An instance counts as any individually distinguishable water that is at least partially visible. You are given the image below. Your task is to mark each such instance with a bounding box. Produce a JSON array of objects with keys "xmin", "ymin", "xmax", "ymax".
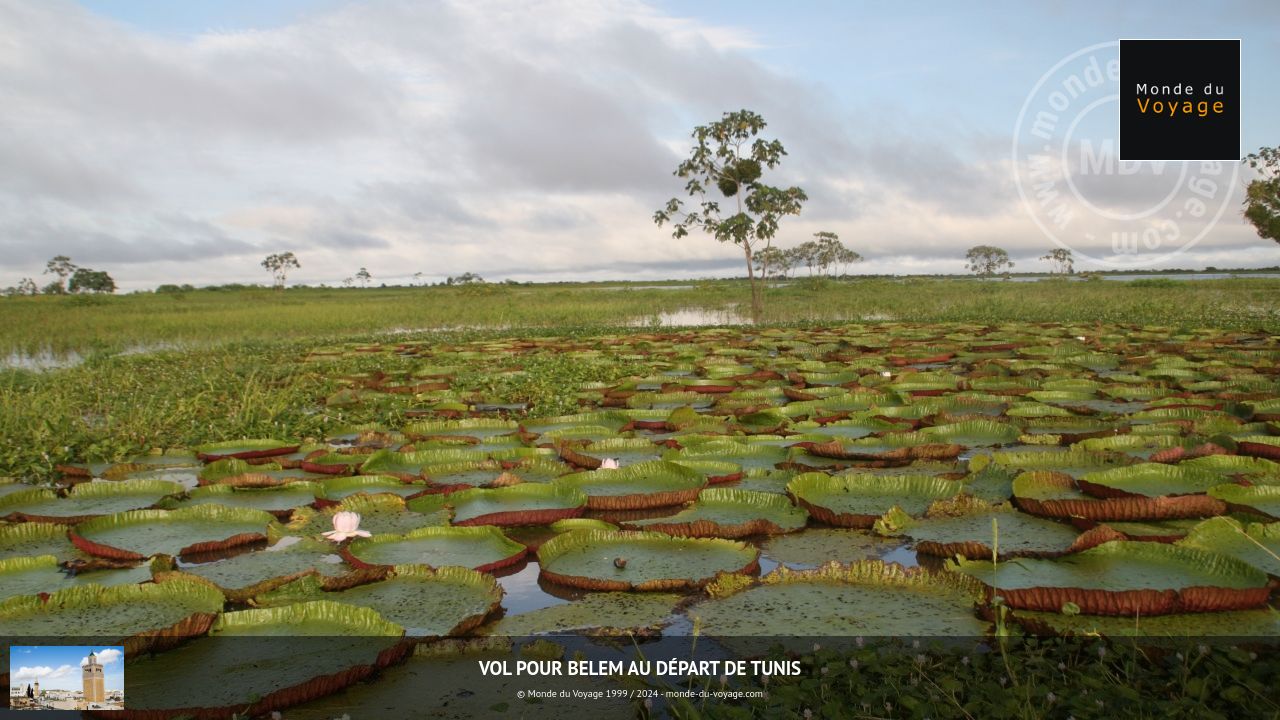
[
  {"xmin": 628, "ymin": 308, "xmax": 750, "ymax": 327},
  {"xmin": 1001, "ymin": 272, "xmax": 1280, "ymax": 282},
  {"xmin": 2, "ymin": 342, "xmax": 186, "ymax": 372}
]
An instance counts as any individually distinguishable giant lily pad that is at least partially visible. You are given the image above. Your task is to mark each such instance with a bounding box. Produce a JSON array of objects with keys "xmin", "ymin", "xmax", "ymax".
[
  {"xmin": 688, "ymin": 561, "xmax": 987, "ymax": 637},
  {"xmin": 343, "ymin": 526, "xmax": 526, "ymax": 573},
  {"xmin": 162, "ymin": 536, "xmax": 350, "ymax": 601},
  {"xmin": 195, "ymin": 439, "xmax": 301, "ymax": 461},
  {"xmin": 291, "ymin": 494, "xmax": 450, "ymax": 537},
  {"xmin": 170, "ymin": 481, "xmax": 324, "ymax": 517},
  {"xmin": 123, "ymin": 601, "xmax": 405, "ymax": 717},
  {"xmin": 949, "ymin": 540, "xmax": 1272, "ymax": 615},
  {"xmin": 408, "ymin": 483, "xmax": 587, "ymax": 526},
  {"xmin": 0, "ymin": 554, "xmax": 152, "ymax": 602},
  {"xmin": 786, "ymin": 472, "xmax": 962, "ymax": 528},
  {"xmin": 537, "ymin": 530, "xmax": 759, "ymax": 591},
  {"xmin": 620, "ymin": 488, "xmax": 808, "ymax": 538},
  {"xmin": 553, "ymin": 460, "xmax": 707, "ymax": 510},
  {"xmin": 1013, "ymin": 470, "xmax": 1226, "ymax": 521},
  {"xmin": 761, "ymin": 529, "xmax": 901, "ymax": 569},
  {"xmin": 1177, "ymin": 517, "xmax": 1280, "ymax": 576},
  {"xmin": 0, "ymin": 522, "xmax": 76, "ymax": 562},
  {"xmin": 917, "ymin": 420, "xmax": 1020, "ymax": 446},
  {"xmin": 1078, "ymin": 463, "xmax": 1223, "ymax": 498},
  {"xmin": 1013, "ymin": 606, "xmax": 1280, "ymax": 638},
  {"xmin": 71, "ymin": 505, "xmax": 279, "ymax": 561},
  {"xmin": 0, "ymin": 479, "xmax": 184, "ymax": 523},
  {"xmin": 254, "ymin": 565, "xmax": 501, "ymax": 637},
  {"xmin": 322, "ymin": 474, "xmax": 429, "ymax": 500},
  {"xmin": 0, "ymin": 576, "xmax": 224, "ymax": 648},
  {"xmin": 880, "ymin": 501, "xmax": 1088, "ymax": 559},
  {"xmin": 488, "ymin": 592, "xmax": 683, "ymax": 636},
  {"xmin": 1209, "ymin": 483, "xmax": 1280, "ymax": 519}
]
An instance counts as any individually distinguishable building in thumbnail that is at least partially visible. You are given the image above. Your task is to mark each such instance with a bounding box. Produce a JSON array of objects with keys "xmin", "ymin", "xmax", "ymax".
[{"xmin": 83, "ymin": 652, "xmax": 105, "ymax": 704}]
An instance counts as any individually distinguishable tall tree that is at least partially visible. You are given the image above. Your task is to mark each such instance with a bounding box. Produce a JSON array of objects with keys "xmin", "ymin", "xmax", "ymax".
[
  {"xmin": 1040, "ymin": 248, "xmax": 1074, "ymax": 274},
  {"xmin": 1243, "ymin": 147, "xmax": 1280, "ymax": 244},
  {"xmin": 261, "ymin": 252, "xmax": 300, "ymax": 290},
  {"xmin": 965, "ymin": 245, "xmax": 1014, "ymax": 277},
  {"xmin": 654, "ymin": 110, "xmax": 807, "ymax": 322},
  {"xmin": 43, "ymin": 255, "xmax": 77, "ymax": 294},
  {"xmin": 355, "ymin": 267, "xmax": 372, "ymax": 288}
]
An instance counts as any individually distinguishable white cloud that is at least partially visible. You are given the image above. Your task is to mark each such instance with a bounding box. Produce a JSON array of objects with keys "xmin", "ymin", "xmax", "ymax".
[
  {"xmin": 13, "ymin": 664, "xmax": 74, "ymax": 682},
  {"xmin": 79, "ymin": 648, "xmax": 122, "ymax": 666}
]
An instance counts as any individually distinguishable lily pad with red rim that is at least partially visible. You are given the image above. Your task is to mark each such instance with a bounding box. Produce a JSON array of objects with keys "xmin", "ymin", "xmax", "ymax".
[
  {"xmin": 949, "ymin": 540, "xmax": 1272, "ymax": 615},
  {"xmin": 537, "ymin": 529, "xmax": 759, "ymax": 591},
  {"xmin": 343, "ymin": 526, "xmax": 526, "ymax": 573},
  {"xmin": 194, "ymin": 439, "xmax": 301, "ymax": 462},
  {"xmin": 253, "ymin": 564, "xmax": 501, "ymax": 637},
  {"xmin": 552, "ymin": 460, "xmax": 707, "ymax": 510},
  {"xmin": 407, "ymin": 483, "xmax": 587, "ymax": 527},
  {"xmin": 786, "ymin": 472, "xmax": 962, "ymax": 528},
  {"xmin": 71, "ymin": 505, "xmax": 280, "ymax": 561}
]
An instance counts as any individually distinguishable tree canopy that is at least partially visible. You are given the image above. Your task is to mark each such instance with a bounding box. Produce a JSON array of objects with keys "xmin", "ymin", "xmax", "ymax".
[
  {"xmin": 1243, "ymin": 147, "xmax": 1280, "ymax": 244},
  {"xmin": 965, "ymin": 245, "xmax": 1014, "ymax": 277}
]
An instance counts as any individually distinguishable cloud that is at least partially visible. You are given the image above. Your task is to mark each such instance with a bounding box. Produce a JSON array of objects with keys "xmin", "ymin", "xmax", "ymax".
[
  {"xmin": 13, "ymin": 665, "xmax": 74, "ymax": 682},
  {"xmin": 79, "ymin": 648, "xmax": 121, "ymax": 666}
]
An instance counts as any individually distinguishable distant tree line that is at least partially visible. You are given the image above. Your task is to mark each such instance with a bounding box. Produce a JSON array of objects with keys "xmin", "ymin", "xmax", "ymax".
[{"xmin": 2, "ymin": 255, "xmax": 116, "ymax": 297}]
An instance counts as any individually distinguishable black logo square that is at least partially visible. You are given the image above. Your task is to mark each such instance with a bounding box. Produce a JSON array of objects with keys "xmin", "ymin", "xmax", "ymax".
[{"xmin": 1119, "ymin": 39, "xmax": 1240, "ymax": 161}]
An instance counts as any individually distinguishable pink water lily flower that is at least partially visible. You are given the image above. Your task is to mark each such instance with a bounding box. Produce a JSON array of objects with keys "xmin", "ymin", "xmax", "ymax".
[
  {"xmin": 322, "ymin": 511, "xmax": 372, "ymax": 542},
  {"xmin": 600, "ymin": 458, "xmax": 620, "ymax": 469}
]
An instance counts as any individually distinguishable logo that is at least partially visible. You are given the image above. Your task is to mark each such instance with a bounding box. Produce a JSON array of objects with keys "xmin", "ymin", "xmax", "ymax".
[{"xmin": 1012, "ymin": 41, "xmax": 1239, "ymax": 267}]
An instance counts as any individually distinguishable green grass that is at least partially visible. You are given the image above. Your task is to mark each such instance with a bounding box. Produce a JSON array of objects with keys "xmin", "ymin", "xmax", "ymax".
[{"xmin": 2, "ymin": 277, "xmax": 1278, "ymax": 358}]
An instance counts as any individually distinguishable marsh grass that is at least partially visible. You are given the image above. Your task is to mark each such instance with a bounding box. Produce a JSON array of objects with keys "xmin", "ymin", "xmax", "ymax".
[{"xmin": 1, "ymin": 278, "xmax": 1277, "ymax": 358}]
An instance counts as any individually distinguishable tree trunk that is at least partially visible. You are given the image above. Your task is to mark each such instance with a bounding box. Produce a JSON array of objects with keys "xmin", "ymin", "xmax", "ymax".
[{"xmin": 743, "ymin": 244, "xmax": 762, "ymax": 323}]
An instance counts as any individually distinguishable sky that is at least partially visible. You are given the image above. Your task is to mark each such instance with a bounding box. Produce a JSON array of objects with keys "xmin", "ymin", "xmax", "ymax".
[
  {"xmin": 9, "ymin": 646, "xmax": 124, "ymax": 693},
  {"xmin": 1, "ymin": 0, "xmax": 1278, "ymax": 291}
]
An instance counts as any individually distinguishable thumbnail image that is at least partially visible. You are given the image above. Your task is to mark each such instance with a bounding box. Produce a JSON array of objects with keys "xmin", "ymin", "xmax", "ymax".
[{"xmin": 8, "ymin": 646, "xmax": 124, "ymax": 711}]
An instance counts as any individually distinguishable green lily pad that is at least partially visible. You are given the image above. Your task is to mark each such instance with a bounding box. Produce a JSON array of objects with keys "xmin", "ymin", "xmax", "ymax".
[
  {"xmin": 917, "ymin": 420, "xmax": 1020, "ymax": 446},
  {"xmin": 345, "ymin": 526, "xmax": 526, "ymax": 573},
  {"xmin": 194, "ymin": 439, "xmax": 301, "ymax": 461},
  {"xmin": 537, "ymin": 530, "xmax": 759, "ymax": 591},
  {"xmin": 488, "ymin": 592, "xmax": 683, "ymax": 636},
  {"xmin": 1177, "ymin": 517, "xmax": 1280, "ymax": 576},
  {"xmin": 883, "ymin": 503, "xmax": 1083, "ymax": 559},
  {"xmin": 255, "ymin": 564, "xmax": 501, "ymax": 637},
  {"xmin": 0, "ymin": 575, "xmax": 224, "ymax": 638},
  {"xmin": 0, "ymin": 480, "xmax": 184, "ymax": 521},
  {"xmin": 620, "ymin": 488, "xmax": 808, "ymax": 537},
  {"xmin": 172, "ymin": 481, "xmax": 324, "ymax": 514},
  {"xmin": 0, "ymin": 522, "xmax": 76, "ymax": 562},
  {"xmin": 408, "ymin": 483, "xmax": 587, "ymax": 526},
  {"xmin": 72, "ymin": 505, "xmax": 279, "ymax": 560},
  {"xmin": 1014, "ymin": 606, "xmax": 1280, "ymax": 638},
  {"xmin": 124, "ymin": 601, "xmax": 403, "ymax": 714},
  {"xmin": 0, "ymin": 554, "xmax": 151, "ymax": 602},
  {"xmin": 786, "ymin": 472, "xmax": 961, "ymax": 528},
  {"xmin": 322, "ymin": 475, "xmax": 429, "ymax": 500},
  {"xmin": 1209, "ymin": 484, "xmax": 1280, "ymax": 519},
  {"xmin": 950, "ymin": 540, "xmax": 1271, "ymax": 615},
  {"xmin": 1079, "ymin": 463, "xmax": 1223, "ymax": 497},
  {"xmin": 170, "ymin": 536, "xmax": 349, "ymax": 600},
  {"xmin": 553, "ymin": 460, "xmax": 706, "ymax": 510},
  {"xmin": 688, "ymin": 561, "xmax": 987, "ymax": 637},
  {"xmin": 761, "ymin": 529, "xmax": 902, "ymax": 569},
  {"xmin": 291, "ymin": 494, "xmax": 450, "ymax": 538}
]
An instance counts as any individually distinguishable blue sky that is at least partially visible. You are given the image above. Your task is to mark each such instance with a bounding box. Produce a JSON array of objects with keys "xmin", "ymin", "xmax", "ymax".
[
  {"xmin": 1, "ymin": 1, "xmax": 1277, "ymax": 290},
  {"xmin": 9, "ymin": 645, "xmax": 124, "ymax": 692}
]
